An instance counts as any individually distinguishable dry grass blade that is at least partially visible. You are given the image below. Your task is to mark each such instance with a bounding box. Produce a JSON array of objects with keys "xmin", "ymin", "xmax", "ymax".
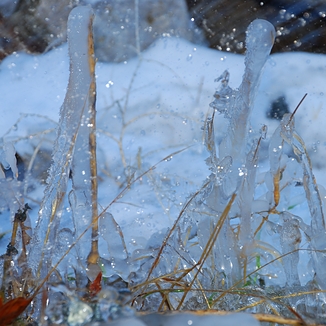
[
  {"xmin": 288, "ymin": 93, "xmax": 308, "ymax": 124},
  {"xmin": 28, "ymin": 146, "xmax": 191, "ymax": 302},
  {"xmin": 176, "ymin": 193, "xmax": 236, "ymax": 310},
  {"xmin": 85, "ymin": 8, "xmax": 99, "ymax": 270},
  {"xmin": 143, "ymin": 179, "xmax": 211, "ymax": 284},
  {"xmin": 210, "ymin": 247, "xmax": 326, "ymax": 324},
  {"xmin": 253, "ymin": 313, "xmax": 319, "ymax": 326}
]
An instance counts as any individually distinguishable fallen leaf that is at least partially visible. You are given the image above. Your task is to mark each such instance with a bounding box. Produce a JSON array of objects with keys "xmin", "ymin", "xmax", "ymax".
[
  {"xmin": 0, "ymin": 297, "xmax": 32, "ymax": 325},
  {"xmin": 89, "ymin": 271, "xmax": 102, "ymax": 297}
]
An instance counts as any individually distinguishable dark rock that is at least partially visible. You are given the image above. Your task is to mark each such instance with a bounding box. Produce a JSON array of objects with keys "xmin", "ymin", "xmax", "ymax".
[
  {"xmin": 1, "ymin": 0, "xmax": 325, "ymax": 62},
  {"xmin": 267, "ymin": 96, "xmax": 290, "ymax": 120},
  {"xmin": 188, "ymin": 0, "xmax": 326, "ymax": 54}
]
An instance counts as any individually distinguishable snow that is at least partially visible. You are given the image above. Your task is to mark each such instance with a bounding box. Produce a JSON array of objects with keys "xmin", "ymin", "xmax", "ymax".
[
  {"xmin": 111, "ymin": 312, "xmax": 260, "ymax": 326},
  {"xmin": 2, "ymin": 35, "xmax": 326, "ymax": 175},
  {"xmin": 1, "ymin": 15, "xmax": 326, "ymax": 322}
]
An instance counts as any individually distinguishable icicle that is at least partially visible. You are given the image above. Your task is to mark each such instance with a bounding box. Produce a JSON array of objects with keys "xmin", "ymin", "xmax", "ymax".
[
  {"xmin": 30, "ymin": 6, "xmax": 96, "ymax": 278},
  {"xmin": 215, "ymin": 20, "xmax": 275, "ymax": 204},
  {"xmin": 240, "ymin": 19, "xmax": 276, "ymax": 107},
  {"xmin": 219, "ymin": 19, "xmax": 275, "ymax": 161},
  {"xmin": 200, "ymin": 20, "xmax": 275, "ymax": 288},
  {"xmin": 68, "ymin": 4, "xmax": 98, "ymax": 272}
]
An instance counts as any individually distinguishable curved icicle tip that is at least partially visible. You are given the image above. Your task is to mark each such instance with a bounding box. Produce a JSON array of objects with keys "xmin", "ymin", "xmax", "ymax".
[{"xmin": 246, "ymin": 19, "xmax": 276, "ymax": 52}]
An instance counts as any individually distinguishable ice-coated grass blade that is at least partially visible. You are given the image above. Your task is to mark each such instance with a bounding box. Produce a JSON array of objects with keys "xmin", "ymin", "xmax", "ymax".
[
  {"xmin": 29, "ymin": 6, "xmax": 96, "ymax": 280},
  {"xmin": 177, "ymin": 193, "xmax": 236, "ymax": 309}
]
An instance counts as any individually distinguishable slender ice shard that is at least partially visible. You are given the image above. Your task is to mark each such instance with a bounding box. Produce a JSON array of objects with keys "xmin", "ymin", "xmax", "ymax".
[
  {"xmin": 29, "ymin": 6, "xmax": 95, "ymax": 278},
  {"xmin": 279, "ymin": 113, "xmax": 326, "ymax": 291},
  {"xmin": 69, "ymin": 4, "xmax": 98, "ymax": 271}
]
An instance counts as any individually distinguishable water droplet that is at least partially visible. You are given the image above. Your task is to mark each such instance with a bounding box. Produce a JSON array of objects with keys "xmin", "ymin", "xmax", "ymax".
[{"xmin": 105, "ymin": 80, "xmax": 114, "ymax": 88}]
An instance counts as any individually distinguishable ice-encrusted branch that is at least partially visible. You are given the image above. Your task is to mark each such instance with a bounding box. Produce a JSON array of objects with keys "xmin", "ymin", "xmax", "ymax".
[{"xmin": 30, "ymin": 6, "xmax": 96, "ymax": 278}]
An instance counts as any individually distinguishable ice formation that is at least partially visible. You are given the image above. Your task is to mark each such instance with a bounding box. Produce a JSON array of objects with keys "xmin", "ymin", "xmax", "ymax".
[
  {"xmin": 1, "ymin": 5, "xmax": 326, "ymax": 321},
  {"xmin": 132, "ymin": 18, "xmax": 326, "ymax": 317},
  {"xmin": 218, "ymin": 19, "xmax": 275, "ymax": 161},
  {"xmin": 29, "ymin": 6, "xmax": 96, "ymax": 279}
]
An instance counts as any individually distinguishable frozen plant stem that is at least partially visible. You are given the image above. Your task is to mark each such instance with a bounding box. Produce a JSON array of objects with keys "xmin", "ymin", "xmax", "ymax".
[
  {"xmin": 68, "ymin": 6, "xmax": 100, "ymax": 275},
  {"xmin": 30, "ymin": 6, "xmax": 98, "ymax": 280},
  {"xmin": 219, "ymin": 19, "xmax": 275, "ymax": 163},
  {"xmin": 205, "ymin": 20, "xmax": 275, "ymax": 287}
]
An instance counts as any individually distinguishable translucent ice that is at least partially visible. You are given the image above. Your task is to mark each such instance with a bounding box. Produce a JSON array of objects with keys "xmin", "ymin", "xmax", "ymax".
[
  {"xmin": 277, "ymin": 112, "xmax": 326, "ymax": 292},
  {"xmin": 219, "ymin": 19, "xmax": 275, "ymax": 162},
  {"xmin": 98, "ymin": 212, "xmax": 132, "ymax": 280},
  {"xmin": 0, "ymin": 141, "xmax": 18, "ymax": 179},
  {"xmin": 100, "ymin": 213, "xmax": 128, "ymax": 261},
  {"xmin": 209, "ymin": 70, "xmax": 235, "ymax": 119},
  {"xmin": 238, "ymin": 136, "xmax": 262, "ymax": 248},
  {"xmin": 186, "ymin": 19, "xmax": 276, "ymax": 290},
  {"xmin": 279, "ymin": 212, "xmax": 301, "ymax": 286},
  {"xmin": 29, "ymin": 6, "xmax": 96, "ymax": 278}
]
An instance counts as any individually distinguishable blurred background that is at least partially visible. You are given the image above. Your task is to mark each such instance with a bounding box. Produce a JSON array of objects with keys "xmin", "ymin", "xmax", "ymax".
[
  {"xmin": 0, "ymin": 0, "xmax": 325, "ymax": 61},
  {"xmin": 187, "ymin": 0, "xmax": 326, "ymax": 54}
]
